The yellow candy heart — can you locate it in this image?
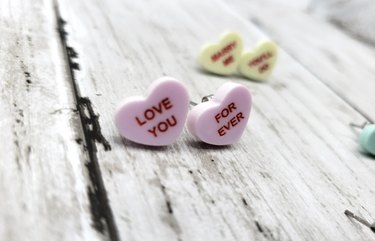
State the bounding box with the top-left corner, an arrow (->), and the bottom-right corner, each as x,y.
239,40 -> 278,81
198,32 -> 243,75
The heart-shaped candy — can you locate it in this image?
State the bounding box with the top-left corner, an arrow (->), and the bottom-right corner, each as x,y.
115,77 -> 189,146
239,39 -> 278,81
198,32 -> 243,75
187,82 -> 252,145
359,124 -> 375,155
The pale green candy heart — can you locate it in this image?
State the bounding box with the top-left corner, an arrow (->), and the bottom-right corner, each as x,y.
198,32 -> 243,75
359,124 -> 375,155
239,39 -> 278,81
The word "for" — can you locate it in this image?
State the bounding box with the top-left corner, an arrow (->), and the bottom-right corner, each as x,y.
214,102 -> 244,136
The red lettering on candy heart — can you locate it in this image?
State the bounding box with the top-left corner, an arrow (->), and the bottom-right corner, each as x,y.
217,112 -> 244,136
136,117 -> 146,126
135,97 -> 177,137
211,41 -> 236,62
135,97 -> 173,126
259,63 -> 269,73
133,97 -> 179,138
215,102 -> 237,123
223,55 -> 234,66
214,102 -> 245,137
248,52 -> 272,67
147,115 -> 177,137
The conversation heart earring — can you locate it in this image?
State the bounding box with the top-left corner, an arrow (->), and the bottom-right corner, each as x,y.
239,39 -> 278,81
115,77 -> 189,146
198,31 -> 243,75
350,122 -> 375,155
187,82 -> 252,145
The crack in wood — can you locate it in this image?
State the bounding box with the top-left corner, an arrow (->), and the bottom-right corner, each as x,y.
161,184 -> 174,214
254,221 -> 276,240
255,221 -> 264,233
242,197 -> 248,206
78,97 -> 111,151
12,100 -> 26,171
20,60 -> 32,92
54,3 -> 119,241
158,178 -> 182,238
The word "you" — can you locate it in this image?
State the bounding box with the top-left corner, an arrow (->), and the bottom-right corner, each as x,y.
135,97 -> 177,137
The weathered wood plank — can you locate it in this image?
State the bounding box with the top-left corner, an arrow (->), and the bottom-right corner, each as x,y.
309,0 -> 375,46
224,0 -> 375,121
0,1 -> 104,240
57,0 -> 375,240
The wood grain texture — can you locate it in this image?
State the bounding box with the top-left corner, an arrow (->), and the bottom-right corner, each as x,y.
0,0 -> 103,240
56,0 -> 375,240
308,0 -> 375,46
224,0 -> 375,121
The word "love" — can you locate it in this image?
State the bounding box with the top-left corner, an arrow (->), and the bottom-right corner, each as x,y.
135,97 -> 178,138
214,102 -> 244,136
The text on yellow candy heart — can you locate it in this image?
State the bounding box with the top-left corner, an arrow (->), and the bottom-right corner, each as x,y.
210,41 -> 237,66
247,51 -> 274,74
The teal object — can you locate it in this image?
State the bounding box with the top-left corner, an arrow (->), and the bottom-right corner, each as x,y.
359,124 -> 375,156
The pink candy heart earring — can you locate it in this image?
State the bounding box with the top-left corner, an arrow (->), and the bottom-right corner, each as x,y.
115,77 -> 189,146
187,82 -> 252,145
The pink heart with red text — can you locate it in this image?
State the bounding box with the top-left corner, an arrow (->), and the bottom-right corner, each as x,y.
115,77 -> 189,146
187,82 -> 252,145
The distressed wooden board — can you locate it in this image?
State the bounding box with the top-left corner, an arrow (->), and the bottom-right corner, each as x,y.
253,0 -> 312,11
0,0 -> 104,240
308,0 -> 375,46
57,0 -> 375,240
223,0 -> 375,121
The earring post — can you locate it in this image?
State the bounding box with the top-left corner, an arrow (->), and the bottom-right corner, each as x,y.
189,101 -> 198,106
190,94 -> 214,107
349,122 -> 370,129
201,94 -> 214,103
345,209 -> 375,233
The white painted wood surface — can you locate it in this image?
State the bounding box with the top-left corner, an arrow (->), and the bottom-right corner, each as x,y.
56,0 -> 375,240
0,0 -> 103,240
1,0 -> 375,240
225,0 -> 375,121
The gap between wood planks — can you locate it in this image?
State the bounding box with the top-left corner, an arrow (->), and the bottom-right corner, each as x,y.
54,3 -> 120,241
278,50 -> 375,123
